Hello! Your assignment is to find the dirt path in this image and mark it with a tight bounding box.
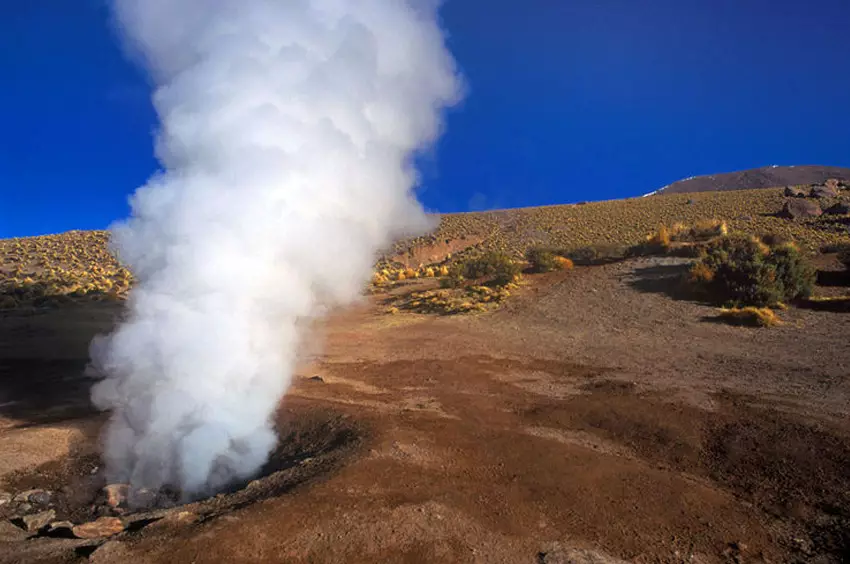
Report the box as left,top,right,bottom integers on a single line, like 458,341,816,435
1,258,848,563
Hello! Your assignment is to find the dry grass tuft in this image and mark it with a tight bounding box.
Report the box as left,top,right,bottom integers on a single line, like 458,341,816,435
717,307,782,327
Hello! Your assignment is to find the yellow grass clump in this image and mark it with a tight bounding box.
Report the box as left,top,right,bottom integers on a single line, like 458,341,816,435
717,307,782,327
553,256,574,270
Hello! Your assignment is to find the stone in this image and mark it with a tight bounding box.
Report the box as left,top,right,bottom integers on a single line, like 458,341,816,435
780,198,822,219
145,510,199,532
103,484,129,508
89,541,133,563
72,516,126,539
0,519,29,542
21,509,56,532
308,375,324,382
823,200,850,215
47,520,75,536
810,185,839,198
0,491,11,506
28,490,52,506
784,186,806,197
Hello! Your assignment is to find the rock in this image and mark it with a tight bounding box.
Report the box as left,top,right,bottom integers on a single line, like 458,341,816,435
308,375,324,382
28,490,52,506
16,502,33,514
13,489,43,503
0,491,11,506
811,185,839,198
0,519,29,542
89,541,133,563
823,200,850,215
22,509,56,532
784,186,806,197
104,484,129,508
72,516,126,539
780,198,822,219
47,520,75,536
145,510,199,532
538,547,628,564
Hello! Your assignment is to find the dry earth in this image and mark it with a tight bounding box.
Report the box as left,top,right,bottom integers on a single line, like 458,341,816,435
1,254,849,563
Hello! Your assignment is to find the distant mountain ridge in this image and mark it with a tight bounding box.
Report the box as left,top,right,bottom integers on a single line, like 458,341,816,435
649,165,850,196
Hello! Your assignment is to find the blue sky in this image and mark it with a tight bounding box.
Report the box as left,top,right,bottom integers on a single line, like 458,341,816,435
2,1,850,238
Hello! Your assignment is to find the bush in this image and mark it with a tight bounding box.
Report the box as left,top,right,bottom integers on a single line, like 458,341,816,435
458,251,520,287
565,244,629,265
692,235,815,306
525,247,563,273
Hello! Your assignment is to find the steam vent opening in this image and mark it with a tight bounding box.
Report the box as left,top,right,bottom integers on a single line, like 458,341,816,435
0,408,364,534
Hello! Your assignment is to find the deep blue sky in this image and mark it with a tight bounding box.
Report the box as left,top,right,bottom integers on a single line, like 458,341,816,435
2,1,850,238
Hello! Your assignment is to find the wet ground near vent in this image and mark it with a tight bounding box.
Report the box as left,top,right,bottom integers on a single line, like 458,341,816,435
1,257,849,563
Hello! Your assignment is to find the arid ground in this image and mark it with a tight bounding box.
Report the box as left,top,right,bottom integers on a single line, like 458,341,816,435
1,189,850,563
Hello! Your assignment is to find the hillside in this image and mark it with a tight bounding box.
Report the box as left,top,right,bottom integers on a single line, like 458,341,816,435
1,185,850,563
653,165,850,195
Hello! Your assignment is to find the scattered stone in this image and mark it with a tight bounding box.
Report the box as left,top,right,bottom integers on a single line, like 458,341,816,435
823,200,850,215
28,490,52,506
16,502,33,514
308,375,324,382
537,546,628,564
0,519,29,542
22,509,56,532
104,484,129,508
784,186,806,197
46,521,75,537
72,516,126,539
13,489,43,503
0,491,11,506
780,198,822,219
811,185,839,199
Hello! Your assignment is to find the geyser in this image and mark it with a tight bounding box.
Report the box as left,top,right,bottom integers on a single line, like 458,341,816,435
89,0,462,499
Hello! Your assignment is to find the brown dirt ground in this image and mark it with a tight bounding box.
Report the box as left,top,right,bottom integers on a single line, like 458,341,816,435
0,257,849,563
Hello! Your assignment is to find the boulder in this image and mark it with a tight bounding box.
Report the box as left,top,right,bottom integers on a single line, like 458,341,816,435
780,199,822,219
0,491,11,506
72,516,126,539
810,185,839,199
784,186,806,197
823,200,850,215
0,519,29,542
21,510,56,532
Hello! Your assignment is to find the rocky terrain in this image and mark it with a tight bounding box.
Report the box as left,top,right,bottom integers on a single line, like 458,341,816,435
1,183,849,563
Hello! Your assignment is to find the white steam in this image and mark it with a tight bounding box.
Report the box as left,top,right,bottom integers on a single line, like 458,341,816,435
90,0,461,498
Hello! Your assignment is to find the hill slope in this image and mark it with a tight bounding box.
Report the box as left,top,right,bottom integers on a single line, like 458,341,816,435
653,165,850,195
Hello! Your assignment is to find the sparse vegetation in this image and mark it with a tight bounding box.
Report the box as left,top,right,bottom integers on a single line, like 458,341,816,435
716,307,783,327
525,247,564,273
690,235,815,307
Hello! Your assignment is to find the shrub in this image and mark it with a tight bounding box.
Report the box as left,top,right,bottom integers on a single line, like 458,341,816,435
692,235,815,306
459,251,520,286
525,247,562,273
688,219,728,241
553,256,574,270
717,307,782,327
565,244,629,266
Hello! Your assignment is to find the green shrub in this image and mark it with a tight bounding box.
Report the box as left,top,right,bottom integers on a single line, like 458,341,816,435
565,244,629,266
693,235,815,306
525,247,562,273
459,251,520,286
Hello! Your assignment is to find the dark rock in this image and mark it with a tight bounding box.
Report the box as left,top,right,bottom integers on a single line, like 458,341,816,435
45,521,75,538
810,185,839,199
308,375,324,382
72,516,126,539
28,490,52,507
15,503,33,514
784,186,806,197
0,519,29,542
21,509,56,532
823,201,850,215
780,198,822,219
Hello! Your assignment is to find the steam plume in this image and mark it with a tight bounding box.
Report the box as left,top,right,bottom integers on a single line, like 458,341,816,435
90,0,461,498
